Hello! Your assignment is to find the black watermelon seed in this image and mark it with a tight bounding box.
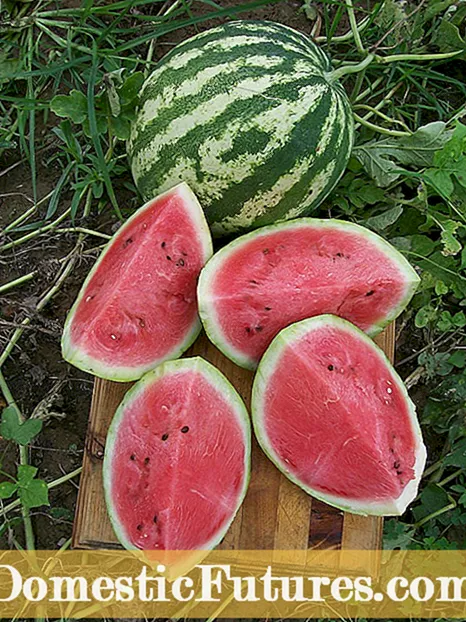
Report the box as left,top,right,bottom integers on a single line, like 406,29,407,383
130,454,136,461
123,237,133,248
178,259,185,266
144,457,150,465
166,255,172,261
394,461,400,469
153,515,158,524
245,327,251,333
161,433,169,441
366,290,374,297
137,524,143,531
263,248,269,254
161,241,166,248
265,306,271,311
181,426,189,433
328,365,334,371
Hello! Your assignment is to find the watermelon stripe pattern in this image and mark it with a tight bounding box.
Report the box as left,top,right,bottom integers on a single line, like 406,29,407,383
129,21,354,236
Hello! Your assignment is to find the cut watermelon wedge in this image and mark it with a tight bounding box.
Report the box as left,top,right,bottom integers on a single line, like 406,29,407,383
252,315,426,516
62,183,212,382
103,357,250,575
198,218,419,369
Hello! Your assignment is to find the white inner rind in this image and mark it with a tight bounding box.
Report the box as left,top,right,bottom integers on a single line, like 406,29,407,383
251,315,427,517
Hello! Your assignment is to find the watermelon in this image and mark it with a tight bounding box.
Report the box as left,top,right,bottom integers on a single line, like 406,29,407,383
103,357,250,572
198,218,420,370
128,20,353,236
252,315,426,516
62,183,212,382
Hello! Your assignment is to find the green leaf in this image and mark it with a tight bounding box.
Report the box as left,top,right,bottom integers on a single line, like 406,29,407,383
354,122,451,187
415,305,437,328
50,90,88,124
365,205,403,232
424,168,454,198
0,408,42,446
110,116,130,141
449,351,466,368
434,19,466,58
453,311,466,327
414,251,466,296
419,351,454,377
410,234,436,256
119,72,144,106
0,482,17,500
383,519,414,549
17,465,38,485
437,310,453,332
412,483,450,522
435,280,449,295
19,478,49,510
444,438,466,468
16,465,49,509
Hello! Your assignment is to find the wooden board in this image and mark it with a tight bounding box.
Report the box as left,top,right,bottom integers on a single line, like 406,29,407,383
73,324,394,551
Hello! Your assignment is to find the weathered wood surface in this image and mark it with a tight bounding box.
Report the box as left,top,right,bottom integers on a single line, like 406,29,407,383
73,323,395,550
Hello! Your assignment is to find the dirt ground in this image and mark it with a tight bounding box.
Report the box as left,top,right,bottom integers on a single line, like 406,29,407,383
1,0,382,550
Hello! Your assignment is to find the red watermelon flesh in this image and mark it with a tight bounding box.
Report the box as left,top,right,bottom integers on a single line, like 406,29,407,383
62,183,212,381
103,358,250,555
252,315,426,516
198,219,419,369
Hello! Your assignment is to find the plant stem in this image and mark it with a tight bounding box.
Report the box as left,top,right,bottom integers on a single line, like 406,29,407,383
379,51,462,64
353,75,385,103
316,16,370,44
414,501,456,529
55,227,111,239
0,208,71,251
354,104,411,130
0,249,78,368
438,468,464,488
344,0,366,55
328,53,375,83
354,113,411,137
0,272,36,295
2,191,53,234
0,370,36,550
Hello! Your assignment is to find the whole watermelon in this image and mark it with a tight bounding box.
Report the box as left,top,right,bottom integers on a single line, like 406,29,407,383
128,20,354,236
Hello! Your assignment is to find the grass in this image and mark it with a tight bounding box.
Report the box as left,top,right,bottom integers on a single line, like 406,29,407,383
0,0,465,604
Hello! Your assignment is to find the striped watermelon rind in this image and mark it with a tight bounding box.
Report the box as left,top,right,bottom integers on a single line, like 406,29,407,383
128,20,354,236
197,218,421,370
103,357,251,574
61,183,213,382
251,315,427,516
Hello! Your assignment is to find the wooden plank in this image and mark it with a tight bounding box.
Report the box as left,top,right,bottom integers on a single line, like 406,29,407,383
73,325,394,551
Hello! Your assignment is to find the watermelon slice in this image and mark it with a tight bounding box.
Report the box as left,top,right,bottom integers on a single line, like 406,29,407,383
198,218,419,369
252,315,426,516
62,183,212,382
103,357,250,573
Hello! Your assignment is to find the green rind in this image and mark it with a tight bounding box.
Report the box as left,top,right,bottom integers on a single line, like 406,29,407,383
128,20,353,236
61,183,213,382
251,315,427,516
103,357,251,565
197,217,420,370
